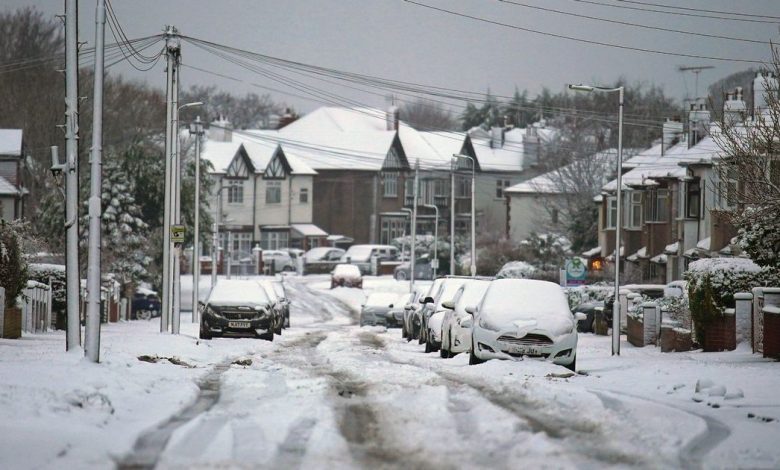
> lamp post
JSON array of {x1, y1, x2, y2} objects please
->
[
  {"x1": 169, "y1": 101, "x2": 202, "y2": 334},
  {"x1": 568, "y1": 83, "x2": 624, "y2": 356},
  {"x1": 452, "y1": 154, "x2": 476, "y2": 277},
  {"x1": 422, "y1": 204, "x2": 439, "y2": 278},
  {"x1": 189, "y1": 114, "x2": 205, "y2": 323},
  {"x1": 211, "y1": 185, "x2": 227, "y2": 289},
  {"x1": 400, "y1": 207, "x2": 412, "y2": 263}
]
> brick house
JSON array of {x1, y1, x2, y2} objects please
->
[{"x1": 0, "y1": 129, "x2": 26, "y2": 221}]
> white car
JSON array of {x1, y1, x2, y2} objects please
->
[
  {"x1": 424, "y1": 277, "x2": 469, "y2": 353},
  {"x1": 470, "y1": 279, "x2": 584, "y2": 371},
  {"x1": 440, "y1": 279, "x2": 491, "y2": 358},
  {"x1": 263, "y1": 250, "x2": 295, "y2": 273}
]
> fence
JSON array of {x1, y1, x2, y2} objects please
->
[{"x1": 21, "y1": 280, "x2": 53, "y2": 333}]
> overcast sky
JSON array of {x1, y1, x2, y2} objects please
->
[{"x1": 6, "y1": 0, "x2": 780, "y2": 115}]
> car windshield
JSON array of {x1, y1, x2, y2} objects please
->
[
  {"x1": 480, "y1": 279, "x2": 571, "y2": 329},
  {"x1": 435, "y1": 279, "x2": 469, "y2": 310},
  {"x1": 344, "y1": 246, "x2": 374, "y2": 262},
  {"x1": 425, "y1": 278, "x2": 445, "y2": 300},
  {"x1": 456, "y1": 280, "x2": 491, "y2": 311},
  {"x1": 209, "y1": 280, "x2": 270, "y2": 305},
  {"x1": 304, "y1": 247, "x2": 332, "y2": 261},
  {"x1": 333, "y1": 264, "x2": 361, "y2": 277},
  {"x1": 365, "y1": 292, "x2": 398, "y2": 307}
]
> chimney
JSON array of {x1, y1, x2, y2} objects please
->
[
  {"x1": 523, "y1": 123, "x2": 540, "y2": 168},
  {"x1": 208, "y1": 115, "x2": 233, "y2": 142},
  {"x1": 386, "y1": 105, "x2": 399, "y2": 131},
  {"x1": 753, "y1": 71, "x2": 777, "y2": 117},
  {"x1": 277, "y1": 108, "x2": 298, "y2": 129},
  {"x1": 662, "y1": 117, "x2": 683, "y2": 154},
  {"x1": 490, "y1": 126, "x2": 504, "y2": 149},
  {"x1": 723, "y1": 88, "x2": 747, "y2": 127},
  {"x1": 688, "y1": 100, "x2": 710, "y2": 148}
]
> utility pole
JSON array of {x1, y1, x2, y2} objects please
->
[
  {"x1": 85, "y1": 0, "x2": 106, "y2": 363},
  {"x1": 64, "y1": 0, "x2": 81, "y2": 352},
  {"x1": 410, "y1": 160, "x2": 419, "y2": 293},
  {"x1": 190, "y1": 116, "x2": 204, "y2": 323},
  {"x1": 171, "y1": 63, "x2": 182, "y2": 335},
  {"x1": 161, "y1": 25, "x2": 180, "y2": 333}
]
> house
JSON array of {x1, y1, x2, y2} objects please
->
[
  {"x1": 0, "y1": 129, "x2": 25, "y2": 221},
  {"x1": 200, "y1": 118, "x2": 322, "y2": 272}
]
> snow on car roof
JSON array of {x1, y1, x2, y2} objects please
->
[
  {"x1": 456, "y1": 279, "x2": 491, "y2": 309},
  {"x1": 333, "y1": 264, "x2": 361, "y2": 277},
  {"x1": 209, "y1": 280, "x2": 270, "y2": 305},
  {"x1": 480, "y1": 279, "x2": 572, "y2": 336},
  {"x1": 435, "y1": 278, "x2": 469, "y2": 309}
]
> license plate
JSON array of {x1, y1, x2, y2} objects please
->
[
  {"x1": 228, "y1": 321, "x2": 251, "y2": 328},
  {"x1": 508, "y1": 345, "x2": 540, "y2": 356}
]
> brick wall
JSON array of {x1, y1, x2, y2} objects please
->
[
  {"x1": 763, "y1": 310, "x2": 780, "y2": 359},
  {"x1": 702, "y1": 313, "x2": 736, "y2": 352}
]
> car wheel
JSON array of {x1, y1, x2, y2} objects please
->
[
  {"x1": 395, "y1": 271, "x2": 407, "y2": 281},
  {"x1": 469, "y1": 338, "x2": 484, "y2": 365},
  {"x1": 564, "y1": 355, "x2": 576, "y2": 372},
  {"x1": 284, "y1": 315, "x2": 290, "y2": 328},
  {"x1": 439, "y1": 343, "x2": 448, "y2": 358},
  {"x1": 275, "y1": 323, "x2": 282, "y2": 335},
  {"x1": 283, "y1": 265, "x2": 294, "y2": 272}
]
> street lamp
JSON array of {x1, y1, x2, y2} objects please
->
[
  {"x1": 422, "y1": 204, "x2": 439, "y2": 278},
  {"x1": 400, "y1": 207, "x2": 413, "y2": 263},
  {"x1": 189, "y1": 115, "x2": 205, "y2": 323},
  {"x1": 211, "y1": 185, "x2": 228, "y2": 288},
  {"x1": 452, "y1": 154, "x2": 476, "y2": 277},
  {"x1": 568, "y1": 83, "x2": 624, "y2": 356}
]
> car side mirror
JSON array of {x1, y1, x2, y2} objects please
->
[
  {"x1": 460, "y1": 318, "x2": 473, "y2": 328},
  {"x1": 421, "y1": 296, "x2": 434, "y2": 304},
  {"x1": 388, "y1": 304, "x2": 394, "y2": 308},
  {"x1": 442, "y1": 301, "x2": 454, "y2": 310},
  {"x1": 465, "y1": 305, "x2": 477, "y2": 315},
  {"x1": 574, "y1": 312, "x2": 587, "y2": 322},
  {"x1": 404, "y1": 303, "x2": 413, "y2": 310}
]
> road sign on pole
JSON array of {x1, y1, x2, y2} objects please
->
[
  {"x1": 564, "y1": 258, "x2": 587, "y2": 287},
  {"x1": 171, "y1": 225, "x2": 185, "y2": 245}
]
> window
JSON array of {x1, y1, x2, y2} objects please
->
[
  {"x1": 686, "y1": 179, "x2": 701, "y2": 219},
  {"x1": 495, "y1": 179, "x2": 511, "y2": 199},
  {"x1": 551, "y1": 208, "x2": 559, "y2": 225},
  {"x1": 227, "y1": 180, "x2": 243, "y2": 204},
  {"x1": 220, "y1": 232, "x2": 252, "y2": 260},
  {"x1": 605, "y1": 196, "x2": 617, "y2": 229},
  {"x1": 266, "y1": 181, "x2": 281, "y2": 204},
  {"x1": 404, "y1": 178, "x2": 415, "y2": 205},
  {"x1": 383, "y1": 172, "x2": 398, "y2": 197},
  {"x1": 456, "y1": 176, "x2": 471, "y2": 198},
  {"x1": 299, "y1": 187, "x2": 309, "y2": 204},
  {"x1": 645, "y1": 189, "x2": 669, "y2": 222},
  {"x1": 627, "y1": 191, "x2": 642, "y2": 228},
  {"x1": 261, "y1": 231, "x2": 288, "y2": 250},
  {"x1": 380, "y1": 217, "x2": 406, "y2": 244}
]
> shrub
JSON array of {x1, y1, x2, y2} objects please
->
[
  {"x1": 0, "y1": 221, "x2": 29, "y2": 308},
  {"x1": 29, "y1": 263, "x2": 66, "y2": 313}
]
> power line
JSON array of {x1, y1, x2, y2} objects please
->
[
  {"x1": 571, "y1": 0, "x2": 780, "y2": 24},
  {"x1": 497, "y1": 0, "x2": 770, "y2": 44},
  {"x1": 401, "y1": 0, "x2": 766, "y2": 63},
  {"x1": 615, "y1": 0, "x2": 780, "y2": 20}
]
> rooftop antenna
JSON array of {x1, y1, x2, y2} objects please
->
[{"x1": 679, "y1": 65, "x2": 715, "y2": 103}]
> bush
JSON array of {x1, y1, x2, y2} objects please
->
[
  {"x1": 29, "y1": 264, "x2": 66, "y2": 322},
  {"x1": 0, "y1": 221, "x2": 29, "y2": 308},
  {"x1": 495, "y1": 261, "x2": 536, "y2": 279},
  {"x1": 684, "y1": 257, "x2": 761, "y2": 344}
]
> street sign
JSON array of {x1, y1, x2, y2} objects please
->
[
  {"x1": 171, "y1": 225, "x2": 185, "y2": 244},
  {"x1": 564, "y1": 258, "x2": 587, "y2": 286},
  {"x1": 431, "y1": 258, "x2": 439, "y2": 269}
]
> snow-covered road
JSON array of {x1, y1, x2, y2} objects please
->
[{"x1": 2, "y1": 276, "x2": 779, "y2": 469}]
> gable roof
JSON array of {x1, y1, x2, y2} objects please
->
[{"x1": 506, "y1": 149, "x2": 618, "y2": 195}]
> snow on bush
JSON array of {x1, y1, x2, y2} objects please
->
[
  {"x1": 495, "y1": 261, "x2": 536, "y2": 279},
  {"x1": 29, "y1": 263, "x2": 66, "y2": 312}
]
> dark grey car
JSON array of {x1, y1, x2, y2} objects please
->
[
  {"x1": 394, "y1": 255, "x2": 434, "y2": 281},
  {"x1": 360, "y1": 292, "x2": 403, "y2": 327}
]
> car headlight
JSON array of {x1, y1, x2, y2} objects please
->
[{"x1": 478, "y1": 314, "x2": 501, "y2": 332}]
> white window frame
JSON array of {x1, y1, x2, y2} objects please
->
[
  {"x1": 299, "y1": 187, "x2": 309, "y2": 204},
  {"x1": 383, "y1": 172, "x2": 398, "y2": 198},
  {"x1": 626, "y1": 191, "x2": 642, "y2": 228},
  {"x1": 227, "y1": 179, "x2": 244, "y2": 204},
  {"x1": 495, "y1": 179, "x2": 511, "y2": 199},
  {"x1": 266, "y1": 181, "x2": 282, "y2": 204},
  {"x1": 605, "y1": 196, "x2": 617, "y2": 229}
]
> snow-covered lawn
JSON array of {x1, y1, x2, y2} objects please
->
[{"x1": 0, "y1": 275, "x2": 778, "y2": 469}]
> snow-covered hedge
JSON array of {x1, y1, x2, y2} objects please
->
[
  {"x1": 495, "y1": 261, "x2": 536, "y2": 279},
  {"x1": 29, "y1": 263, "x2": 66, "y2": 310}
]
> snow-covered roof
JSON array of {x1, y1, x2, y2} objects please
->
[
  {"x1": 291, "y1": 224, "x2": 328, "y2": 237},
  {"x1": 0, "y1": 176, "x2": 19, "y2": 195},
  {"x1": 470, "y1": 137, "x2": 524, "y2": 173},
  {"x1": 201, "y1": 140, "x2": 242, "y2": 174},
  {"x1": 0, "y1": 129, "x2": 22, "y2": 156},
  {"x1": 582, "y1": 246, "x2": 601, "y2": 257},
  {"x1": 201, "y1": 136, "x2": 316, "y2": 176},
  {"x1": 696, "y1": 237, "x2": 711, "y2": 251},
  {"x1": 650, "y1": 253, "x2": 667, "y2": 264},
  {"x1": 506, "y1": 149, "x2": 618, "y2": 195}
]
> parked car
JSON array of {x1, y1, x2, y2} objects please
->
[
  {"x1": 394, "y1": 254, "x2": 434, "y2": 281},
  {"x1": 132, "y1": 291, "x2": 161, "y2": 320},
  {"x1": 270, "y1": 279, "x2": 290, "y2": 328},
  {"x1": 440, "y1": 279, "x2": 491, "y2": 358},
  {"x1": 570, "y1": 301, "x2": 603, "y2": 333},
  {"x1": 331, "y1": 264, "x2": 363, "y2": 289},
  {"x1": 470, "y1": 279, "x2": 584, "y2": 371},
  {"x1": 199, "y1": 279, "x2": 275, "y2": 340},
  {"x1": 304, "y1": 247, "x2": 345, "y2": 263},
  {"x1": 283, "y1": 248, "x2": 305, "y2": 260},
  {"x1": 422, "y1": 277, "x2": 470, "y2": 353},
  {"x1": 402, "y1": 287, "x2": 428, "y2": 341},
  {"x1": 411, "y1": 278, "x2": 446, "y2": 342},
  {"x1": 342, "y1": 244, "x2": 399, "y2": 274},
  {"x1": 360, "y1": 292, "x2": 402, "y2": 326},
  {"x1": 258, "y1": 279, "x2": 285, "y2": 335},
  {"x1": 263, "y1": 250, "x2": 295, "y2": 273}
]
